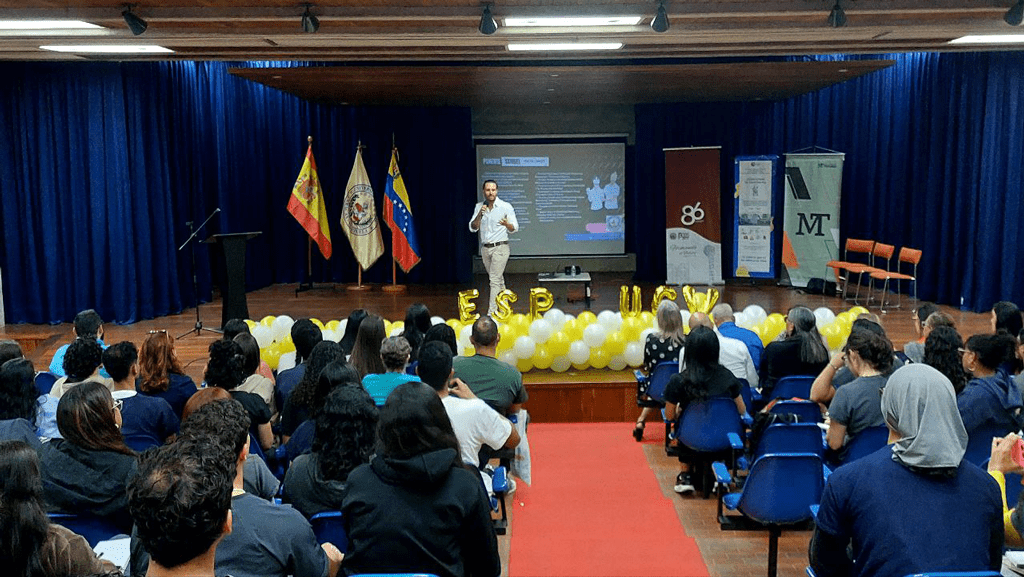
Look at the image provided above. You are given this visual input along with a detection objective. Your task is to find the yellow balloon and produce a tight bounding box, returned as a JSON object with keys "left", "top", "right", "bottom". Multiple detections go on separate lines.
{"left": 260, "top": 315, "right": 276, "bottom": 327}
{"left": 383, "top": 321, "right": 393, "bottom": 335}
{"left": 281, "top": 335, "right": 296, "bottom": 352}
{"left": 577, "top": 311, "right": 598, "bottom": 326}
{"left": 510, "top": 313, "right": 531, "bottom": 334}
{"left": 650, "top": 285, "right": 677, "bottom": 315}
{"left": 835, "top": 312, "right": 854, "bottom": 332}
{"left": 821, "top": 323, "right": 844, "bottom": 350}
{"left": 532, "top": 345, "right": 554, "bottom": 370}
{"left": 310, "top": 318, "right": 325, "bottom": 329}
{"left": 590, "top": 346, "right": 611, "bottom": 369}
{"left": 849, "top": 306, "right": 869, "bottom": 317}
{"left": 458, "top": 289, "right": 481, "bottom": 324}
{"left": 493, "top": 289, "right": 517, "bottom": 323}
{"left": 571, "top": 360, "right": 590, "bottom": 371}
{"left": 446, "top": 318, "right": 461, "bottom": 330}
{"left": 619, "top": 285, "right": 642, "bottom": 318}
{"left": 562, "top": 318, "right": 583, "bottom": 341}
{"left": 244, "top": 319, "right": 257, "bottom": 329}
{"left": 516, "top": 357, "right": 534, "bottom": 373}
{"left": 497, "top": 324, "right": 515, "bottom": 351}
{"left": 529, "top": 287, "right": 554, "bottom": 320}
{"left": 620, "top": 317, "right": 644, "bottom": 341}
{"left": 681, "top": 285, "right": 720, "bottom": 313}
{"left": 639, "top": 311, "right": 656, "bottom": 328}
{"left": 391, "top": 321, "right": 405, "bottom": 333}
{"left": 604, "top": 331, "right": 627, "bottom": 355}
{"left": 547, "top": 331, "right": 572, "bottom": 356}
{"left": 462, "top": 345, "right": 475, "bottom": 357}
{"left": 261, "top": 343, "right": 284, "bottom": 371}
{"left": 326, "top": 320, "right": 340, "bottom": 331}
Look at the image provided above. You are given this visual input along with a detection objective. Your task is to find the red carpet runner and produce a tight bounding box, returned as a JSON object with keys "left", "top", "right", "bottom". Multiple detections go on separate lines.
{"left": 508, "top": 422, "right": 710, "bottom": 577}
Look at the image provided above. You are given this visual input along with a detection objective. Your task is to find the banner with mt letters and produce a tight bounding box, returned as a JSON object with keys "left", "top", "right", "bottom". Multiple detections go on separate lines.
{"left": 781, "top": 153, "right": 844, "bottom": 287}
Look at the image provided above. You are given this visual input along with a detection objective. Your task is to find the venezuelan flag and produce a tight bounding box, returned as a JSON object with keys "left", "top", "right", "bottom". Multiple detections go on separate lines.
{"left": 383, "top": 148, "right": 421, "bottom": 273}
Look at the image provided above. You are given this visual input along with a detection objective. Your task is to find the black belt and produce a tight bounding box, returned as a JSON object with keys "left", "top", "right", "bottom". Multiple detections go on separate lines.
{"left": 483, "top": 241, "right": 508, "bottom": 248}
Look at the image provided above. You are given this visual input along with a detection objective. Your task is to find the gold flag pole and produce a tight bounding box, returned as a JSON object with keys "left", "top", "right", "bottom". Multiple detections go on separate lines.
{"left": 383, "top": 138, "right": 406, "bottom": 293}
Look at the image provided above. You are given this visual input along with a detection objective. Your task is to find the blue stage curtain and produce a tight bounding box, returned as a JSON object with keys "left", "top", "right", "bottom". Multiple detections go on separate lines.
{"left": 634, "top": 52, "right": 1024, "bottom": 311}
{"left": 0, "top": 61, "right": 475, "bottom": 324}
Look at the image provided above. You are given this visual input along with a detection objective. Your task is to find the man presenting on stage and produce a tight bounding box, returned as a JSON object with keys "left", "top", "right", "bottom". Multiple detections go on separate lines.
{"left": 470, "top": 180, "right": 518, "bottom": 315}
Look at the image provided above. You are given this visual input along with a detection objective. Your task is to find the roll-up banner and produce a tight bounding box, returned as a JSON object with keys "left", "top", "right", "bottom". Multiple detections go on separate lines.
{"left": 781, "top": 153, "right": 844, "bottom": 287}
{"left": 664, "top": 146, "right": 723, "bottom": 285}
{"left": 732, "top": 155, "right": 779, "bottom": 279}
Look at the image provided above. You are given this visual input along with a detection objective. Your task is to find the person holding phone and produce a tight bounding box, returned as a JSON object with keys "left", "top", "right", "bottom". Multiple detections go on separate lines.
{"left": 469, "top": 180, "right": 518, "bottom": 316}
{"left": 987, "top": 432, "right": 1024, "bottom": 546}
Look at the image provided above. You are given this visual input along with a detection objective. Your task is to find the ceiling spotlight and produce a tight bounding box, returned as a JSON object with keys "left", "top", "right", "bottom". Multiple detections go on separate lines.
{"left": 301, "top": 4, "right": 320, "bottom": 33}
{"left": 121, "top": 5, "right": 147, "bottom": 36}
{"left": 651, "top": 1, "right": 669, "bottom": 33}
{"left": 479, "top": 5, "right": 498, "bottom": 35}
{"left": 1007, "top": 0, "right": 1024, "bottom": 26}
{"left": 827, "top": 0, "right": 847, "bottom": 27}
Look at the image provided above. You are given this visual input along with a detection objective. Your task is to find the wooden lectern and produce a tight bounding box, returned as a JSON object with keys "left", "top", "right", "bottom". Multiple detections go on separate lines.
{"left": 204, "top": 232, "right": 260, "bottom": 328}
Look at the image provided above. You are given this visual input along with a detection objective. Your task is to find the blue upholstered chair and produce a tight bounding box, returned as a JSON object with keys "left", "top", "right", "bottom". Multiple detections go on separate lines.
{"left": 768, "top": 375, "right": 816, "bottom": 401}
{"left": 769, "top": 399, "right": 824, "bottom": 423}
{"left": 48, "top": 512, "right": 122, "bottom": 547}
{"left": 309, "top": 511, "right": 348, "bottom": 552}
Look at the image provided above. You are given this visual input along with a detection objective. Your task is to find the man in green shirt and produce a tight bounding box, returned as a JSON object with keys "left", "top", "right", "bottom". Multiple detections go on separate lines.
{"left": 452, "top": 316, "right": 528, "bottom": 417}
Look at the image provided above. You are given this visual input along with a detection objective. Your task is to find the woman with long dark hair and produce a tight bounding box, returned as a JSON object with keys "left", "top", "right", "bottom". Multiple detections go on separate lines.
{"left": 400, "top": 303, "right": 433, "bottom": 362}
{"left": 0, "top": 440, "right": 116, "bottom": 577}
{"left": 283, "top": 386, "right": 377, "bottom": 518}
{"left": 137, "top": 330, "right": 197, "bottom": 417}
{"left": 282, "top": 361, "right": 362, "bottom": 459}
{"left": 759, "top": 305, "right": 830, "bottom": 398}
{"left": 279, "top": 341, "right": 348, "bottom": 441}
{"left": 349, "top": 314, "right": 387, "bottom": 380}
{"left": 825, "top": 330, "right": 894, "bottom": 456}
{"left": 234, "top": 332, "right": 276, "bottom": 414}
{"left": 342, "top": 382, "right": 499, "bottom": 577}
{"left": 0, "top": 358, "right": 43, "bottom": 448}
{"left": 924, "top": 326, "right": 969, "bottom": 395}
{"left": 205, "top": 339, "right": 273, "bottom": 451}
{"left": 339, "top": 309, "right": 368, "bottom": 357}
{"left": 38, "top": 382, "right": 137, "bottom": 533}
{"left": 663, "top": 326, "right": 745, "bottom": 494}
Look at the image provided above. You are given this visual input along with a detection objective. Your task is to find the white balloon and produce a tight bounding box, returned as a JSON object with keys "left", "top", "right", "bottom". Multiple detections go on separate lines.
{"left": 543, "top": 308, "right": 566, "bottom": 331}
{"left": 338, "top": 319, "right": 348, "bottom": 335}
{"left": 564, "top": 314, "right": 576, "bottom": 322}
{"left": 550, "top": 355, "right": 571, "bottom": 373}
{"left": 743, "top": 305, "right": 767, "bottom": 322}
{"left": 568, "top": 341, "right": 591, "bottom": 365}
{"left": 597, "top": 310, "right": 622, "bottom": 331}
{"left": 390, "top": 327, "right": 404, "bottom": 337}
{"left": 513, "top": 335, "right": 536, "bottom": 359}
{"left": 679, "top": 309, "right": 691, "bottom": 327}
{"left": 733, "top": 311, "right": 748, "bottom": 328}
{"left": 624, "top": 342, "right": 645, "bottom": 367}
{"left": 460, "top": 325, "right": 473, "bottom": 343}
{"left": 431, "top": 316, "right": 445, "bottom": 326}
{"left": 277, "top": 351, "right": 297, "bottom": 372}
{"left": 814, "top": 307, "right": 836, "bottom": 330}
{"left": 251, "top": 325, "right": 274, "bottom": 349}
{"left": 639, "top": 328, "right": 655, "bottom": 344}
{"left": 608, "top": 355, "right": 628, "bottom": 371}
{"left": 499, "top": 351, "right": 518, "bottom": 366}
{"left": 528, "top": 319, "right": 554, "bottom": 344}
{"left": 325, "top": 329, "right": 342, "bottom": 343}
{"left": 582, "top": 323, "right": 608, "bottom": 348}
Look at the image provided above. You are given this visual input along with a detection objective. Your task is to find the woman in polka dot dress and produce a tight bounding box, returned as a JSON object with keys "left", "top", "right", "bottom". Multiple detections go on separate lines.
{"left": 634, "top": 300, "right": 686, "bottom": 441}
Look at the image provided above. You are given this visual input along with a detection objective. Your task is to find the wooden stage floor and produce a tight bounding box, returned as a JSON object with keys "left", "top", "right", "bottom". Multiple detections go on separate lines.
{"left": 3, "top": 273, "right": 991, "bottom": 423}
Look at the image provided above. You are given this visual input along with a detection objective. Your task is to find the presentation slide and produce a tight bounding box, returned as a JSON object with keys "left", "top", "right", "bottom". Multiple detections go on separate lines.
{"left": 475, "top": 140, "right": 626, "bottom": 256}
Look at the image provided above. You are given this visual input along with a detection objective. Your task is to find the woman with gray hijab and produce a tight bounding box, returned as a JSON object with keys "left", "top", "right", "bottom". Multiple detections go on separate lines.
{"left": 809, "top": 364, "right": 1003, "bottom": 577}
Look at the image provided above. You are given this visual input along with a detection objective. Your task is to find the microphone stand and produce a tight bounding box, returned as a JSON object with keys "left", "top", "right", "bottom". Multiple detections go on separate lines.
{"left": 177, "top": 208, "right": 222, "bottom": 339}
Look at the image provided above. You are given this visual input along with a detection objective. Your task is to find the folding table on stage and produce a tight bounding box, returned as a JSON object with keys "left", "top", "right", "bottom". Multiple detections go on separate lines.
{"left": 537, "top": 272, "right": 592, "bottom": 309}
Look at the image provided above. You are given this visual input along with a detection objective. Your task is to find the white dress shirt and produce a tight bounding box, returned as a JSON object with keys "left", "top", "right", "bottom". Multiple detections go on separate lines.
{"left": 469, "top": 197, "right": 519, "bottom": 245}
{"left": 678, "top": 329, "right": 759, "bottom": 388}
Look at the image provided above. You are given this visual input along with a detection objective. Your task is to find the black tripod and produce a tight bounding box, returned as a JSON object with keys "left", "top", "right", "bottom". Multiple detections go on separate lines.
{"left": 177, "top": 208, "right": 222, "bottom": 339}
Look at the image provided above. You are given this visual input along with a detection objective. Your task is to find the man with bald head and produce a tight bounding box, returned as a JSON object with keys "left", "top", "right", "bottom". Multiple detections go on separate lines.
{"left": 687, "top": 312, "right": 758, "bottom": 387}
{"left": 711, "top": 303, "right": 764, "bottom": 370}
{"left": 452, "top": 315, "right": 528, "bottom": 416}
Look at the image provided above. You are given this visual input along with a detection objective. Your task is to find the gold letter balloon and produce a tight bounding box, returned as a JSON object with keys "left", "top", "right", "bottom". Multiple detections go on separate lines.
{"left": 492, "top": 289, "right": 517, "bottom": 323}
{"left": 529, "top": 287, "right": 554, "bottom": 319}
{"left": 619, "top": 285, "right": 643, "bottom": 318}
{"left": 457, "top": 289, "right": 480, "bottom": 324}
{"left": 650, "top": 285, "right": 678, "bottom": 314}
{"left": 681, "top": 285, "right": 720, "bottom": 313}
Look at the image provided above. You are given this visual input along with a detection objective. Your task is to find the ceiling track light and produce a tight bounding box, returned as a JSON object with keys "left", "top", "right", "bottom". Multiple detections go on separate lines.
{"left": 301, "top": 4, "right": 320, "bottom": 34}
{"left": 651, "top": 1, "right": 669, "bottom": 33}
{"left": 121, "top": 4, "right": 147, "bottom": 36}
{"left": 479, "top": 5, "right": 498, "bottom": 35}
{"left": 827, "top": 0, "right": 847, "bottom": 28}
{"left": 1007, "top": 0, "right": 1024, "bottom": 26}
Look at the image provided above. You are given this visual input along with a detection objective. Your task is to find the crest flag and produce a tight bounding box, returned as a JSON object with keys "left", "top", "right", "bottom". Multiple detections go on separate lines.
{"left": 341, "top": 147, "right": 384, "bottom": 270}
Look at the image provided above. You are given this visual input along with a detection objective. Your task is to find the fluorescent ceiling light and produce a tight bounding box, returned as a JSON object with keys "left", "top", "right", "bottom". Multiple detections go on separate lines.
{"left": 503, "top": 17, "right": 641, "bottom": 27}
{"left": 0, "top": 20, "right": 101, "bottom": 30}
{"left": 949, "top": 34, "right": 1024, "bottom": 44}
{"left": 40, "top": 45, "right": 173, "bottom": 53}
{"left": 508, "top": 42, "right": 623, "bottom": 51}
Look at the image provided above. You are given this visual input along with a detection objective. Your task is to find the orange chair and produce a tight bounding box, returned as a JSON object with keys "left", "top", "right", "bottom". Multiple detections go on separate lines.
{"left": 869, "top": 247, "right": 922, "bottom": 312}
{"left": 858, "top": 242, "right": 895, "bottom": 305}
{"left": 825, "top": 239, "right": 875, "bottom": 300}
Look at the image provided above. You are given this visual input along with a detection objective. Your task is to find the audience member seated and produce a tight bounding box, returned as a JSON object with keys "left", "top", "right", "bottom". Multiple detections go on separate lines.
{"left": 182, "top": 387, "right": 279, "bottom": 501}
{"left": 424, "top": 323, "right": 458, "bottom": 356}
{"left": 712, "top": 303, "right": 765, "bottom": 370}
{"left": 0, "top": 440, "right": 116, "bottom": 577}
{"left": 992, "top": 301, "right": 1024, "bottom": 374}
{"left": 0, "top": 358, "right": 43, "bottom": 449}
{"left": 420, "top": 341, "right": 519, "bottom": 482}
{"left": 49, "top": 337, "right": 111, "bottom": 399}
{"left": 924, "top": 326, "right": 969, "bottom": 395}
{"left": 401, "top": 302, "right": 433, "bottom": 363}
{"left": 39, "top": 382, "right": 137, "bottom": 534}
{"left": 634, "top": 300, "right": 686, "bottom": 441}
{"left": 958, "top": 333, "right": 1024, "bottom": 441}
{"left": 664, "top": 326, "right": 745, "bottom": 494}
{"left": 127, "top": 436, "right": 234, "bottom": 577}
{"left": 223, "top": 318, "right": 276, "bottom": 383}
{"left": 179, "top": 399, "right": 342, "bottom": 577}
{"left": 0, "top": 339, "right": 23, "bottom": 365}
{"left": 205, "top": 339, "right": 273, "bottom": 451}
{"left": 825, "top": 330, "right": 894, "bottom": 460}
{"left": 103, "top": 341, "right": 179, "bottom": 452}
{"left": 363, "top": 336, "right": 420, "bottom": 406}
{"left": 758, "top": 306, "right": 830, "bottom": 398}
{"left": 809, "top": 364, "right": 1002, "bottom": 576}
{"left": 234, "top": 332, "right": 277, "bottom": 414}
{"left": 283, "top": 386, "right": 377, "bottom": 519}
{"left": 48, "top": 309, "right": 109, "bottom": 379}
{"left": 349, "top": 314, "right": 386, "bottom": 381}
{"left": 690, "top": 312, "right": 758, "bottom": 389}
{"left": 282, "top": 361, "right": 361, "bottom": 461}
{"left": 279, "top": 340, "right": 347, "bottom": 442}
{"left": 811, "top": 318, "right": 906, "bottom": 407}
{"left": 905, "top": 310, "right": 955, "bottom": 364}
{"left": 342, "top": 382, "right": 500, "bottom": 577}
{"left": 452, "top": 315, "right": 528, "bottom": 417}
{"left": 985, "top": 432, "right": 1024, "bottom": 546}
{"left": 903, "top": 302, "right": 940, "bottom": 364}
{"left": 338, "top": 308, "right": 368, "bottom": 358}
{"left": 273, "top": 318, "right": 323, "bottom": 414}
{"left": 136, "top": 330, "right": 198, "bottom": 418}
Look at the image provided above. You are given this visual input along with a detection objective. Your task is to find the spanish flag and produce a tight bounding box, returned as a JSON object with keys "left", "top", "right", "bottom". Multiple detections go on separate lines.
{"left": 287, "top": 141, "right": 332, "bottom": 259}
{"left": 341, "top": 147, "right": 384, "bottom": 270}
{"left": 383, "top": 148, "right": 421, "bottom": 273}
